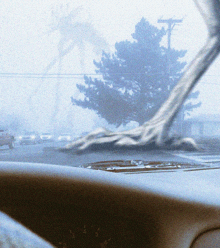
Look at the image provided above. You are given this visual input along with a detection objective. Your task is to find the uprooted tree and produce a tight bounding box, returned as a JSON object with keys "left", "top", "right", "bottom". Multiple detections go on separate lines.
{"left": 63, "top": 0, "right": 220, "bottom": 152}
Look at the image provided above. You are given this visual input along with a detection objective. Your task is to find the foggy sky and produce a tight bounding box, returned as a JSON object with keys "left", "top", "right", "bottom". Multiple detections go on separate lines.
{"left": 0, "top": 0, "right": 218, "bottom": 134}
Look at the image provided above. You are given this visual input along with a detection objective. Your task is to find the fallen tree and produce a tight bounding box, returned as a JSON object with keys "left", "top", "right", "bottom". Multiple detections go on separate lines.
{"left": 64, "top": 0, "right": 220, "bottom": 152}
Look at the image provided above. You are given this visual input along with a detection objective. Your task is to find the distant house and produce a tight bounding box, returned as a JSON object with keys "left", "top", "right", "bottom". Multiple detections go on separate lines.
{"left": 184, "top": 115, "right": 220, "bottom": 138}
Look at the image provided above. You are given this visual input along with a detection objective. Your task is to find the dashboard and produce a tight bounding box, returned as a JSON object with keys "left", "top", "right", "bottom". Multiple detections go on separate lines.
{"left": 0, "top": 161, "right": 220, "bottom": 247}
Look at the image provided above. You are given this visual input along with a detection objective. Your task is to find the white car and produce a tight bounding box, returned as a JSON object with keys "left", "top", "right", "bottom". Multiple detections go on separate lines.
{"left": 0, "top": 130, "right": 15, "bottom": 149}
{"left": 19, "top": 132, "right": 41, "bottom": 145}
{"left": 57, "top": 134, "right": 72, "bottom": 142}
{"left": 40, "top": 133, "right": 54, "bottom": 142}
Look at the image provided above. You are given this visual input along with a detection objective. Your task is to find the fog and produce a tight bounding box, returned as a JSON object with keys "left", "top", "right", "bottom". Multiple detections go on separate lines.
{"left": 0, "top": 0, "right": 218, "bottom": 137}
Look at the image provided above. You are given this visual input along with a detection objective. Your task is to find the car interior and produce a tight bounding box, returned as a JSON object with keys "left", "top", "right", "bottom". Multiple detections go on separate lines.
{"left": 1, "top": 0, "right": 220, "bottom": 248}
{"left": 0, "top": 161, "right": 220, "bottom": 248}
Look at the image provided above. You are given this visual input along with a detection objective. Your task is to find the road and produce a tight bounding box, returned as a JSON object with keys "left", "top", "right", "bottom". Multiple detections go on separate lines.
{"left": 0, "top": 141, "right": 207, "bottom": 167}
{"left": 1, "top": 141, "right": 220, "bottom": 168}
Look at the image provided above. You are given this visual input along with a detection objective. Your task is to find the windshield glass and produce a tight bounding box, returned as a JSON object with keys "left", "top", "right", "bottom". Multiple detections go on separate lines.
{"left": 0, "top": 1, "right": 219, "bottom": 168}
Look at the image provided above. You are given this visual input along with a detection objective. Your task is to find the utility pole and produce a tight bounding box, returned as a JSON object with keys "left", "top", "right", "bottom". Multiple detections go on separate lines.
{"left": 157, "top": 18, "right": 183, "bottom": 47}
{"left": 157, "top": 18, "right": 182, "bottom": 73}
{"left": 158, "top": 18, "right": 183, "bottom": 135}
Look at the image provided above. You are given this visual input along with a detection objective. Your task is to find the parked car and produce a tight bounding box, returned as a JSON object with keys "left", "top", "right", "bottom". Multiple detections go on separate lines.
{"left": 18, "top": 132, "right": 41, "bottom": 145}
{"left": 40, "top": 133, "right": 54, "bottom": 142}
{"left": 0, "top": 130, "right": 15, "bottom": 149}
{"left": 57, "top": 133, "right": 72, "bottom": 142}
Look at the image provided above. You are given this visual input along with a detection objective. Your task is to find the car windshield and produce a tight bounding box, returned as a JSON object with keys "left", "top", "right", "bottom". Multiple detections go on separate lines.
{"left": 3, "top": 2, "right": 220, "bottom": 248}
{"left": 0, "top": 1, "right": 219, "bottom": 169}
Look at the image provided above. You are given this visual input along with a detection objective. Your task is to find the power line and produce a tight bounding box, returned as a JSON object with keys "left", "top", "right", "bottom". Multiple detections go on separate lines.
{"left": 1, "top": 72, "right": 220, "bottom": 76}
{"left": 0, "top": 73, "right": 100, "bottom": 78}
{"left": 0, "top": 72, "right": 170, "bottom": 79}
{"left": 1, "top": 73, "right": 220, "bottom": 85}
{"left": 0, "top": 73, "right": 98, "bottom": 75}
